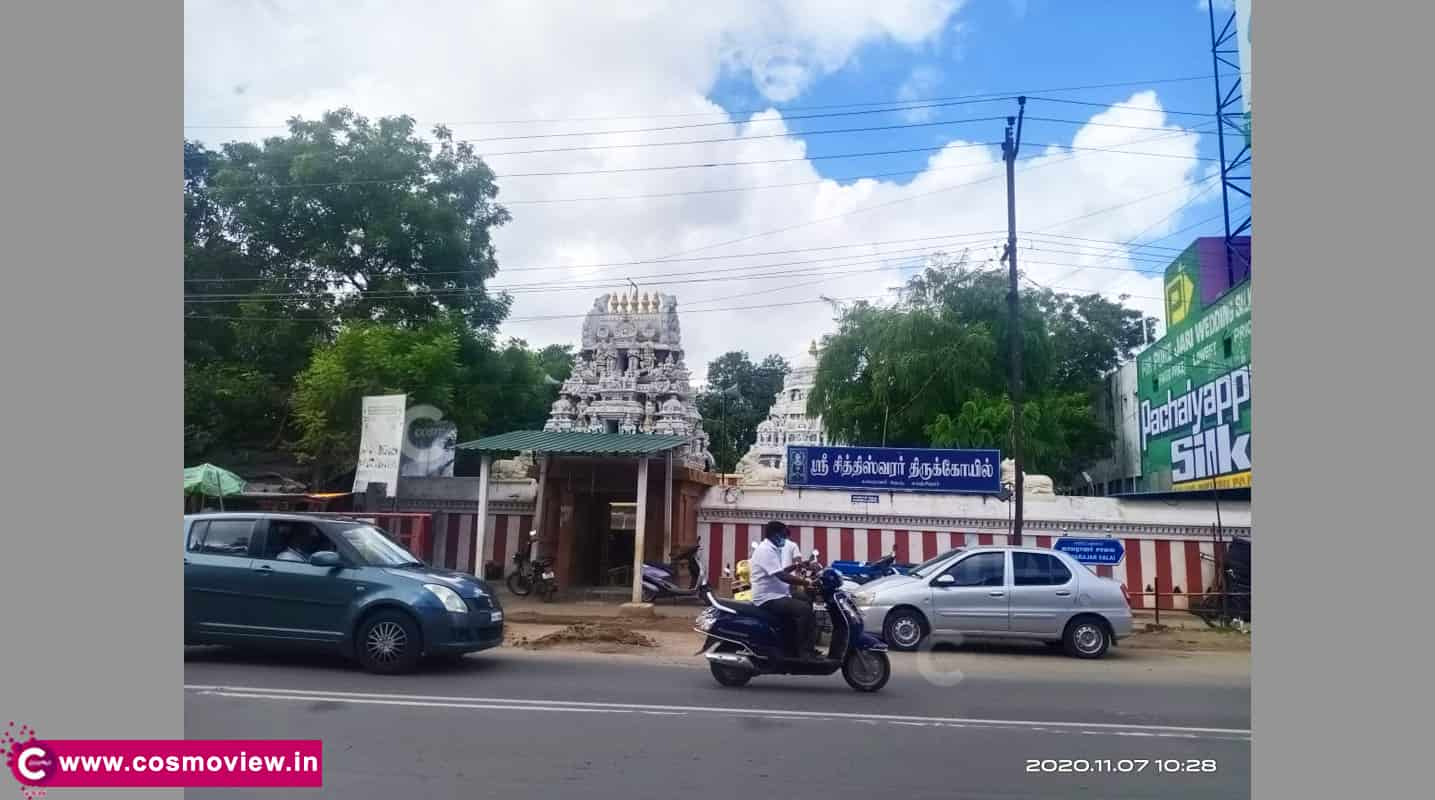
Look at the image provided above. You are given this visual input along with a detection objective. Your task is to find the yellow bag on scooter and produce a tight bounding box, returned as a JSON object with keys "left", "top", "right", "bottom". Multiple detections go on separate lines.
{"left": 733, "top": 559, "right": 752, "bottom": 601}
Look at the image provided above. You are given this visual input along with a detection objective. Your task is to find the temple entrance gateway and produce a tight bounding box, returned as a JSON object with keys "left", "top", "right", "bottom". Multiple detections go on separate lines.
{"left": 457, "top": 431, "right": 718, "bottom": 601}
{"left": 457, "top": 289, "right": 720, "bottom": 600}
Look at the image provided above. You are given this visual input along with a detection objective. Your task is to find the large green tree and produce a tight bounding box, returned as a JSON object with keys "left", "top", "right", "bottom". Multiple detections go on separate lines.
{"left": 696, "top": 352, "right": 790, "bottom": 473}
{"left": 183, "top": 108, "right": 567, "bottom": 477}
{"left": 290, "top": 316, "right": 572, "bottom": 484}
{"left": 810, "top": 255, "right": 1147, "bottom": 488}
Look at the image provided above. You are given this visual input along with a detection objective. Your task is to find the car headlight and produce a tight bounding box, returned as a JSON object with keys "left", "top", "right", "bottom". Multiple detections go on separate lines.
{"left": 424, "top": 583, "right": 468, "bottom": 614}
{"left": 852, "top": 591, "right": 876, "bottom": 607}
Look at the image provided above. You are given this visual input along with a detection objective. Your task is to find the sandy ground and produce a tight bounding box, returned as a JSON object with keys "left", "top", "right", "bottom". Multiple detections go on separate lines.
{"left": 501, "top": 618, "right": 1250, "bottom": 686}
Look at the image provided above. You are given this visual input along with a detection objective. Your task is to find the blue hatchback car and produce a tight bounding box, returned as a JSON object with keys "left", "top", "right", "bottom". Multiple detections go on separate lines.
{"left": 183, "top": 512, "right": 503, "bottom": 673}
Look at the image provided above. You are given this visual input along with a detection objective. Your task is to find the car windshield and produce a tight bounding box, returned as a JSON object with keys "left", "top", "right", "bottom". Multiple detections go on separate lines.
{"left": 910, "top": 547, "right": 965, "bottom": 578}
{"left": 338, "top": 525, "right": 422, "bottom": 567}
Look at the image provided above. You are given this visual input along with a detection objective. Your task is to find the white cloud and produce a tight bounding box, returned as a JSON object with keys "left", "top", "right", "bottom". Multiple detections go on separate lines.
{"left": 895, "top": 66, "right": 944, "bottom": 122}
{"left": 184, "top": 0, "right": 1207, "bottom": 382}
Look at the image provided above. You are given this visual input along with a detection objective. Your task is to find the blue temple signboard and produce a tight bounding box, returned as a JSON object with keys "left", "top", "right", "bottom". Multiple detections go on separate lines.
{"left": 785, "top": 445, "right": 1002, "bottom": 494}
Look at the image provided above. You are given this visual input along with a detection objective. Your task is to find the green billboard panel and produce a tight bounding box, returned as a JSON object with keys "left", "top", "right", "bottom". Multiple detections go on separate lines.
{"left": 1137, "top": 282, "right": 1252, "bottom": 491}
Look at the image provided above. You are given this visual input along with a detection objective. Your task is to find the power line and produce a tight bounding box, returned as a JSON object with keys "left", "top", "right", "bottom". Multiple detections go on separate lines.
{"left": 183, "top": 251, "right": 969, "bottom": 303}
{"left": 206, "top": 141, "right": 1000, "bottom": 186}
{"left": 1042, "top": 180, "right": 1226, "bottom": 287}
{"left": 1033, "top": 172, "right": 1220, "bottom": 236}
{"left": 182, "top": 74, "right": 1226, "bottom": 131}
{"left": 498, "top": 159, "right": 994, "bottom": 205}
{"left": 1027, "top": 96, "right": 1231, "bottom": 119}
{"left": 1026, "top": 143, "right": 1217, "bottom": 162}
{"left": 185, "top": 293, "right": 893, "bottom": 324}
{"left": 1018, "top": 231, "right": 1189, "bottom": 254}
{"left": 184, "top": 230, "right": 1009, "bottom": 283}
{"left": 466, "top": 115, "right": 1201, "bottom": 158}
{"left": 637, "top": 128, "right": 1189, "bottom": 264}
{"left": 193, "top": 123, "right": 1206, "bottom": 190}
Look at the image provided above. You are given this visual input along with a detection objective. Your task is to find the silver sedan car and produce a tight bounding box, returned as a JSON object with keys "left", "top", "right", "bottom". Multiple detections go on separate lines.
{"left": 850, "top": 545, "right": 1133, "bottom": 658}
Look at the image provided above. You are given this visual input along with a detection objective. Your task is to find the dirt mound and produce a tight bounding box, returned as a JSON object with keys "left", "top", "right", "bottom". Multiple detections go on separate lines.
{"left": 513, "top": 622, "right": 658, "bottom": 651}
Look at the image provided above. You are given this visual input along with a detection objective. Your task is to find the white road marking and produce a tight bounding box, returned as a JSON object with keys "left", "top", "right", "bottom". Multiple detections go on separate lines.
{"left": 183, "top": 684, "right": 1250, "bottom": 741}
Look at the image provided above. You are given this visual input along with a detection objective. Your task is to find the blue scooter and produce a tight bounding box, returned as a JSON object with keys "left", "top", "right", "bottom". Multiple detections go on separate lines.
{"left": 693, "top": 555, "right": 892, "bottom": 692}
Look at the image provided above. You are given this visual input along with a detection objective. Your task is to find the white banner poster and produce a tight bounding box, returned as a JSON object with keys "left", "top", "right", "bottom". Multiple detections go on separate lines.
{"left": 353, "top": 394, "right": 407, "bottom": 496}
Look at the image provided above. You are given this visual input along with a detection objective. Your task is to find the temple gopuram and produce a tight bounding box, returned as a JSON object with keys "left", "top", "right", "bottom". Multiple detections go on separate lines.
{"left": 543, "top": 289, "right": 715, "bottom": 471}
{"left": 737, "top": 340, "right": 832, "bottom": 482}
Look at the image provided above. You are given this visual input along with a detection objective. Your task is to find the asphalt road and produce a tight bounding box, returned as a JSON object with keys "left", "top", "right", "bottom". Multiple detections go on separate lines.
{"left": 185, "top": 646, "right": 1250, "bottom": 799}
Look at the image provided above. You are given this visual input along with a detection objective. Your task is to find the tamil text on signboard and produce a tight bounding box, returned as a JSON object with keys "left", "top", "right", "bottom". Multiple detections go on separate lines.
{"left": 1053, "top": 537, "right": 1126, "bottom": 566}
{"left": 786, "top": 445, "right": 1001, "bottom": 494}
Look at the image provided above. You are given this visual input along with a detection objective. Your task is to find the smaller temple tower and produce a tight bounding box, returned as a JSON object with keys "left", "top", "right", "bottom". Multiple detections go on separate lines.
{"left": 739, "top": 340, "right": 832, "bottom": 475}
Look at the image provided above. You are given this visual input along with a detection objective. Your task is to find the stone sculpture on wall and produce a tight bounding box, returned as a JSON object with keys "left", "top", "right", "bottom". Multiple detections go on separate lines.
{"left": 1000, "top": 458, "right": 1056, "bottom": 495}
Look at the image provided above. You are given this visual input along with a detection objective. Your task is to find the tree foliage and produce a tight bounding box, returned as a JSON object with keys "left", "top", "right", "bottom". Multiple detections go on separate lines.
{"left": 809, "top": 253, "right": 1147, "bottom": 487}
{"left": 696, "top": 352, "right": 790, "bottom": 473}
{"left": 183, "top": 109, "right": 568, "bottom": 482}
{"left": 290, "top": 316, "right": 574, "bottom": 483}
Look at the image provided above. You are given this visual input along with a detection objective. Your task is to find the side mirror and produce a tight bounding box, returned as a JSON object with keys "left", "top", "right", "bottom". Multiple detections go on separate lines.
{"left": 810, "top": 550, "right": 820, "bottom": 562}
{"left": 933, "top": 573, "right": 956, "bottom": 587}
{"left": 310, "top": 551, "right": 342, "bottom": 568}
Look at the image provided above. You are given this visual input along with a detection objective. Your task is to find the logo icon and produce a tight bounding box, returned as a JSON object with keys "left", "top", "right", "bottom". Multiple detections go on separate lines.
{"left": 4, "top": 723, "right": 51, "bottom": 799}
{"left": 1165, "top": 272, "right": 1195, "bottom": 327}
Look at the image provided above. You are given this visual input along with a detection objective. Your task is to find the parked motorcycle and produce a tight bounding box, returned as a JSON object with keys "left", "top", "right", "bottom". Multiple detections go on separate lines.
{"left": 640, "top": 543, "right": 703, "bottom": 604}
{"left": 830, "top": 552, "right": 911, "bottom": 585}
{"left": 1191, "top": 535, "right": 1251, "bottom": 626}
{"left": 507, "top": 531, "right": 557, "bottom": 602}
{"left": 694, "top": 552, "right": 891, "bottom": 692}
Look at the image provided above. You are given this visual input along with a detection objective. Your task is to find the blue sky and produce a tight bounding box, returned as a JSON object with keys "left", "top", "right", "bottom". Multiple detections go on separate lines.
{"left": 184, "top": 0, "right": 1248, "bottom": 376}
{"left": 708, "top": 0, "right": 1243, "bottom": 243}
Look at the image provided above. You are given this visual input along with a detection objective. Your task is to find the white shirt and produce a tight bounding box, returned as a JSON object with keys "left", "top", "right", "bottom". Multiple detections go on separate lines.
{"left": 781, "top": 539, "right": 801, "bottom": 568}
{"left": 749, "top": 539, "right": 792, "bottom": 606}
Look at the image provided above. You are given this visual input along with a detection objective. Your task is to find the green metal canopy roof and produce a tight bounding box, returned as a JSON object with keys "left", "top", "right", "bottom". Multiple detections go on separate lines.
{"left": 456, "top": 430, "right": 690, "bottom": 455}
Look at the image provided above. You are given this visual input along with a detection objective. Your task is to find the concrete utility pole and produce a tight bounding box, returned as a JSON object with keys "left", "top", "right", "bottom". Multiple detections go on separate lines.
{"left": 1002, "top": 97, "right": 1027, "bottom": 545}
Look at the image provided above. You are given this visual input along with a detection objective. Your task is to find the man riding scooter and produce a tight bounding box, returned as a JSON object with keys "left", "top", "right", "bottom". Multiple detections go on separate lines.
{"left": 748, "top": 520, "right": 821, "bottom": 661}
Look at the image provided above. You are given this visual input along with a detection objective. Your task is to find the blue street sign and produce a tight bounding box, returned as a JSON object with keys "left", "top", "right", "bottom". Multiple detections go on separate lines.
{"left": 1053, "top": 537, "right": 1125, "bottom": 566}
{"left": 850, "top": 494, "right": 880, "bottom": 504}
{"left": 786, "top": 445, "right": 1002, "bottom": 494}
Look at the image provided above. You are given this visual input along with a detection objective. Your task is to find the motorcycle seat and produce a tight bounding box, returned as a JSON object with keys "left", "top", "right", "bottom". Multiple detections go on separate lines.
{"left": 717, "top": 599, "right": 776, "bottom": 623}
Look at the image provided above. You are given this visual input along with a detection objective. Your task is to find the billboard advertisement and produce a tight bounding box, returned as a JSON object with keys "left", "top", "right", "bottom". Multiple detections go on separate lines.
{"left": 1137, "top": 282, "right": 1251, "bottom": 491}
{"left": 785, "top": 445, "right": 1002, "bottom": 494}
{"left": 1164, "top": 237, "right": 1252, "bottom": 329}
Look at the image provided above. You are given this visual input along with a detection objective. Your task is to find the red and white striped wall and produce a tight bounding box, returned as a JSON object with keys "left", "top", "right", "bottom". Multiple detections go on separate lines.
{"left": 697, "top": 522, "right": 1221, "bottom": 610}
{"left": 427, "top": 512, "right": 533, "bottom": 576}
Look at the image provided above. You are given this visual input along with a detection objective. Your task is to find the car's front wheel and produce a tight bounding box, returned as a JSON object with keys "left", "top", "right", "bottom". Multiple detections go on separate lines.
{"left": 356, "top": 610, "right": 422, "bottom": 674}
{"left": 882, "top": 608, "right": 927, "bottom": 651}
